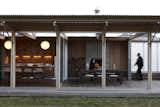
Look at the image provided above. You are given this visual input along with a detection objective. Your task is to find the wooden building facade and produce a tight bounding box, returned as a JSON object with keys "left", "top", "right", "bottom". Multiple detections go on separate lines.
{"left": 0, "top": 15, "right": 158, "bottom": 89}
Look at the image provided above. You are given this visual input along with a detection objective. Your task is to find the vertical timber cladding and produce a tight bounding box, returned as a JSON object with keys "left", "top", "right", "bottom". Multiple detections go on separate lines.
{"left": 68, "top": 38, "right": 86, "bottom": 78}
{"left": 109, "top": 40, "right": 128, "bottom": 78}
{"left": 0, "top": 40, "right": 2, "bottom": 80}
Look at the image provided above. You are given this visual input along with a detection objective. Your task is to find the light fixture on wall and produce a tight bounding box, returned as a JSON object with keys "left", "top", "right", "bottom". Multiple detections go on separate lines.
{"left": 4, "top": 40, "right": 12, "bottom": 50}
{"left": 40, "top": 41, "right": 50, "bottom": 50}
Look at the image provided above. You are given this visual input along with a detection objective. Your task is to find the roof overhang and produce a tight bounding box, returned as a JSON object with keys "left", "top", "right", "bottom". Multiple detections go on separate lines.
{"left": 0, "top": 15, "right": 160, "bottom": 32}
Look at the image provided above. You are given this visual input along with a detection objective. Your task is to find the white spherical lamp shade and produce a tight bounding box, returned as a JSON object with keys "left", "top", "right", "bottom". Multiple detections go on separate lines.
{"left": 40, "top": 41, "right": 50, "bottom": 50}
{"left": 4, "top": 40, "right": 12, "bottom": 50}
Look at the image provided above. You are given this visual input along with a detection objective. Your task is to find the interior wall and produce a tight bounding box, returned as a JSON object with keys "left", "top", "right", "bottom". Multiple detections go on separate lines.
{"left": 16, "top": 37, "right": 55, "bottom": 56}
{"left": 68, "top": 38, "right": 86, "bottom": 78}
{"left": 0, "top": 40, "right": 2, "bottom": 80}
{"left": 86, "top": 38, "right": 102, "bottom": 70}
{"left": 109, "top": 41, "right": 128, "bottom": 71}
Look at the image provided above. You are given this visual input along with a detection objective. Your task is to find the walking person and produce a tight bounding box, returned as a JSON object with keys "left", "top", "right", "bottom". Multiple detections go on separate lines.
{"left": 135, "top": 53, "right": 144, "bottom": 80}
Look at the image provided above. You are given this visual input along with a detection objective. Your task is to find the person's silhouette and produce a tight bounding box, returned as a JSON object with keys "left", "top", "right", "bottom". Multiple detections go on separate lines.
{"left": 135, "top": 53, "right": 144, "bottom": 80}
{"left": 89, "top": 57, "right": 96, "bottom": 70}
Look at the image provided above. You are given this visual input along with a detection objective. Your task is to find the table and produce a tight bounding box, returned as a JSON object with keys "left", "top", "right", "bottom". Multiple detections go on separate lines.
{"left": 82, "top": 69, "right": 123, "bottom": 84}
{"left": 16, "top": 65, "right": 54, "bottom": 79}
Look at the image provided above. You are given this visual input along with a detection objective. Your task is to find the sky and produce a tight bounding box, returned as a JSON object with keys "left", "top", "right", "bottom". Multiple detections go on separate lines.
{"left": 0, "top": 0, "right": 160, "bottom": 15}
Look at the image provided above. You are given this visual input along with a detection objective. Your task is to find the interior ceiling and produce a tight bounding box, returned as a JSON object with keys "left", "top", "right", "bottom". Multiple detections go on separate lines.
{"left": 0, "top": 15, "right": 160, "bottom": 32}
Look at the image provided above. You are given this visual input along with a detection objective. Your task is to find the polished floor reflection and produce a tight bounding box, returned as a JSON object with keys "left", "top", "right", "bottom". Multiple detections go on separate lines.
{"left": 62, "top": 80, "right": 160, "bottom": 89}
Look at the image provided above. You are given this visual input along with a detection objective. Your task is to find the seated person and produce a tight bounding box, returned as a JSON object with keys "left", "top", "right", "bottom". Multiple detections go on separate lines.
{"left": 88, "top": 58, "right": 102, "bottom": 80}
{"left": 94, "top": 62, "right": 102, "bottom": 71}
{"left": 89, "top": 57, "right": 102, "bottom": 70}
{"left": 92, "top": 62, "right": 102, "bottom": 80}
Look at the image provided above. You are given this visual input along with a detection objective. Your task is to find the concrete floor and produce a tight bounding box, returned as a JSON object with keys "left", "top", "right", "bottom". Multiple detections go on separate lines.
{"left": 0, "top": 80, "right": 160, "bottom": 97}
{"left": 62, "top": 79, "right": 148, "bottom": 88}
{"left": 63, "top": 80, "right": 160, "bottom": 89}
{"left": 0, "top": 85, "right": 158, "bottom": 97}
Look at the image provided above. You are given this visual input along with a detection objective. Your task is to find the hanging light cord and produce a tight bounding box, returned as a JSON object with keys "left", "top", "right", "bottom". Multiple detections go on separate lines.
{"left": 0, "top": 19, "right": 11, "bottom": 37}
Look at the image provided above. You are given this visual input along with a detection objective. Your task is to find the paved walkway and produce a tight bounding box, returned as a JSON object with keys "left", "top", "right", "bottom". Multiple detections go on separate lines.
{"left": 0, "top": 87, "right": 160, "bottom": 97}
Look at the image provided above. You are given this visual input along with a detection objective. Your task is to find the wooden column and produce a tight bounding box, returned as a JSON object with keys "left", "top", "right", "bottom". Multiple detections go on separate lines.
{"left": 102, "top": 34, "right": 106, "bottom": 88}
{"left": 128, "top": 41, "right": 132, "bottom": 80}
{"left": 64, "top": 39, "right": 68, "bottom": 80}
{"left": 56, "top": 32, "right": 61, "bottom": 88}
{"left": 106, "top": 41, "right": 110, "bottom": 70}
{"left": 62, "top": 39, "right": 65, "bottom": 81}
{"left": 10, "top": 32, "right": 16, "bottom": 88}
{"left": 147, "top": 32, "right": 152, "bottom": 90}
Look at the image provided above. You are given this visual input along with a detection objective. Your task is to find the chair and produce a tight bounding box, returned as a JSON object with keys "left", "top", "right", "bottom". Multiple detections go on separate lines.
{"left": 106, "top": 70, "right": 123, "bottom": 85}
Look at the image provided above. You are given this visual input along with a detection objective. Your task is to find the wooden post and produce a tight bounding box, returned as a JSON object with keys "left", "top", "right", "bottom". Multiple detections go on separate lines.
{"left": 128, "top": 41, "right": 132, "bottom": 80}
{"left": 147, "top": 32, "right": 152, "bottom": 90}
{"left": 64, "top": 39, "right": 68, "bottom": 80}
{"left": 102, "top": 34, "right": 106, "bottom": 88}
{"left": 106, "top": 41, "right": 110, "bottom": 73}
{"left": 56, "top": 31, "right": 61, "bottom": 88}
{"left": 10, "top": 31, "right": 16, "bottom": 88}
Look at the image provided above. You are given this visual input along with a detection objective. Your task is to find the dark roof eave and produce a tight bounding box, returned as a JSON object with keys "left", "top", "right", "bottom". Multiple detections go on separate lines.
{"left": 1, "top": 15, "right": 160, "bottom": 20}
{"left": 0, "top": 15, "right": 159, "bottom": 32}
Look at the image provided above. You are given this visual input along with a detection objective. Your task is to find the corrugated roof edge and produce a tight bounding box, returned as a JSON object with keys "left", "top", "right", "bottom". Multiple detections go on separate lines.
{"left": 0, "top": 14, "right": 160, "bottom": 17}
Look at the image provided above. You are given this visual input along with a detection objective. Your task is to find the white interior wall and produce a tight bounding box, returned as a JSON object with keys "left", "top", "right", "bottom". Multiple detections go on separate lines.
{"left": 131, "top": 42, "right": 160, "bottom": 72}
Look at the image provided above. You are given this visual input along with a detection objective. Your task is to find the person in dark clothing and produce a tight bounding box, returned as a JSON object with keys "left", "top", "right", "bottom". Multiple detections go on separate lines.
{"left": 135, "top": 53, "right": 144, "bottom": 80}
{"left": 89, "top": 57, "right": 96, "bottom": 70}
{"left": 89, "top": 57, "right": 98, "bottom": 80}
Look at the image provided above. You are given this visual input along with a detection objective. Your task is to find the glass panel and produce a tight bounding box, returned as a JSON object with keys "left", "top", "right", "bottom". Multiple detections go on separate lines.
{"left": 0, "top": 40, "right": 10, "bottom": 86}
{"left": 131, "top": 42, "right": 147, "bottom": 89}
{"left": 15, "top": 37, "right": 55, "bottom": 87}
{"left": 158, "top": 43, "right": 160, "bottom": 71}
{"left": 153, "top": 42, "right": 160, "bottom": 89}
{"left": 106, "top": 41, "right": 128, "bottom": 88}
{"left": 152, "top": 43, "right": 158, "bottom": 72}
{"left": 62, "top": 37, "right": 102, "bottom": 87}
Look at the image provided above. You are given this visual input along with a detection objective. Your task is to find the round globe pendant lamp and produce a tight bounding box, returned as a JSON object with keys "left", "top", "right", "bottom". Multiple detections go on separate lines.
{"left": 4, "top": 40, "right": 12, "bottom": 50}
{"left": 40, "top": 41, "right": 50, "bottom": 50}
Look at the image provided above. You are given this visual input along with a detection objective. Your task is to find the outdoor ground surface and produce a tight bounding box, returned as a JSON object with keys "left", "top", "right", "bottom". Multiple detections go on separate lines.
{"left": 0, "top": 97, "right": 160, "bottom": 107}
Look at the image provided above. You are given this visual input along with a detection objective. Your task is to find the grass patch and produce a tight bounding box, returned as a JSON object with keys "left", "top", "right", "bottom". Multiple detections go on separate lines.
{"left": 0, "top": 97, "right": 160, "bottom": 107}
